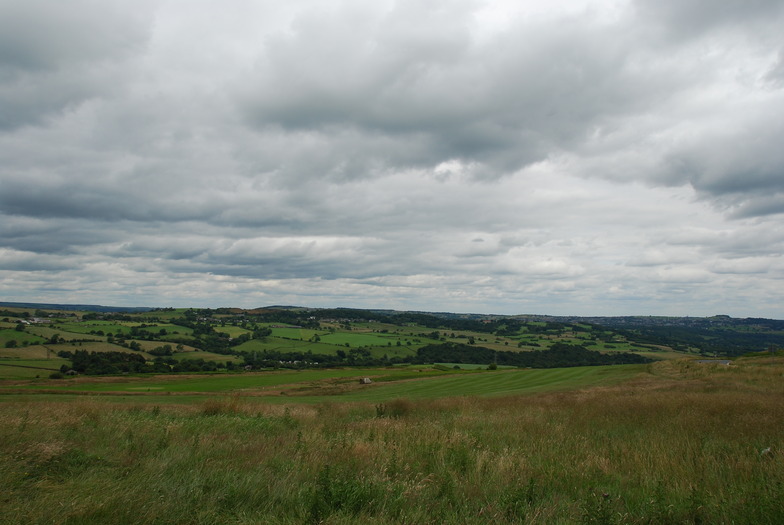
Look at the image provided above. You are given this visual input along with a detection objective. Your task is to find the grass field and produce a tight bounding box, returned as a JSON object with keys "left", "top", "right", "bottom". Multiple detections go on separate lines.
{"left": 0, "top": 345, "right": 55, "bottom": 360}
{"left": 2, "top": 365, "right": 643, "bottom": 403}
{"left": 0, "top": 328, "right": 46, "bottom": 347}
{"left": 0, "top": 357, "right": 781, "bottom": 523}
{"left": 213, "top": 326, "right": 252, "bottom": 338}
{"left": 0, "top": 358, "right": 69, "bottom": 379}
{"left": 235, "top": 337, "right": 345, "bottom": 355}
{"left": 2, "top": 367, "right": 460, "bottom": 395}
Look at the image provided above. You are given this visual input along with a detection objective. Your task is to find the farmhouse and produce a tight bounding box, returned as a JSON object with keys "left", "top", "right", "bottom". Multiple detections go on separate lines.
{"left": 20, "top": 317, "right": 53, "bottom": 324}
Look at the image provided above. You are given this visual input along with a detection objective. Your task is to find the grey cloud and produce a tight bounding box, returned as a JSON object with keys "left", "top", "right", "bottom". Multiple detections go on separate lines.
{"left": 0, "top": 214, "right": 125, "bottom": 254}
{"left": 239, "top": 5, "right": 648, "bottom": 180}
{"left": 633, "top": 0, "right": 784, "bottom": 40}
{"left": 0, "top": 0, "right": 149, "bottom": 72}
{"left": 0, "top": 0, "right": 151, "bottom": 130}
{"left": 0, "top": 249, "right": 73, "bottom": 272}
{"left": 764, "top": 50, "right": 784, "bottom": 87}
{"left": 2, "top": 1, "right": 784, "bottom": 317}
{"left": 666, "top": 112, "right": 784, "bottom": 216}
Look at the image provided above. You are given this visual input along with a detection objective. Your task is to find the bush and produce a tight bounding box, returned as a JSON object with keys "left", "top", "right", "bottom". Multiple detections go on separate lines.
{"left": 201, "top": 395, "right": 243, "bottom": 416}
{"left": 376, "top": 398, "right": 414, "bottom": 418}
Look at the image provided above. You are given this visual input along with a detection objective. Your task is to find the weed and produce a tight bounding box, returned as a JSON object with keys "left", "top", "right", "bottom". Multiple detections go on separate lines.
{"left": 306, "top": 464, "right": 382, "bottom": 523}
{"left": 379, "top": 398, "right": 413, "bottom": 418}
{"left": 200, "top": 394, "right": 243, "bottom": 415}
{"left": 501, "top": 477, "right": 540, "bottom": 521}
{"left": 581, "top": 490, "right": 616, "bottom": 525}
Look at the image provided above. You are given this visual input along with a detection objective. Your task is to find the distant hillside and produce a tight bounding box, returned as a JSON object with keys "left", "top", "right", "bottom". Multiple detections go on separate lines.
{"left": 543, "top": 315, "right": 784, "bottom": 356}
{"left": 3, "top": 301, "right": 781, "bottom": 357}
{"left": 0, "top": 302, "right": 152, "bottom": 313}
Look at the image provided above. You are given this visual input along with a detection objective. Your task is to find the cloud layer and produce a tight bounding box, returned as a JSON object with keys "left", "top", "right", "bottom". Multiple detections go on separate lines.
{"left": 1, "top": 0, "right": 783, "bottom": 316}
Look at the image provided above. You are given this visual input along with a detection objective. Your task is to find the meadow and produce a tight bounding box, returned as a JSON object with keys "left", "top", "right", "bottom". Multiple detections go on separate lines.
{"left": 1, "top": 357, "right": 782, "bottom": 524}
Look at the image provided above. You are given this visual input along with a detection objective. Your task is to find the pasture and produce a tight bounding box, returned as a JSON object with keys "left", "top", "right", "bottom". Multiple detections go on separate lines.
{"left": 0, "top": 328, "right": 46, "bottom": 347}
{"left": 0, "top": 365, "right": 643, "bottom": 403}
{"left": 0, "top": 358, "right": 68, "bottom": 379}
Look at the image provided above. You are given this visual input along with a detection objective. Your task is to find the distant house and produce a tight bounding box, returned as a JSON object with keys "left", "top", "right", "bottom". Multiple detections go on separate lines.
{"left": 359, "top": 377, "right": 372, "bottom": 385}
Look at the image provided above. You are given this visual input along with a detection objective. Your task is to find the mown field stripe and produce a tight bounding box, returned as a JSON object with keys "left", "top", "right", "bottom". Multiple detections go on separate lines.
{"left": 333, "top": 364, "right": 647, "bottom": 402}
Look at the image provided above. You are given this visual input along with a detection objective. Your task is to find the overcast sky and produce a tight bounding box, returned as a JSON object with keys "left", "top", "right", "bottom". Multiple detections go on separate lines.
{"left": 1, "top": 0, "right": 783, "bottom": 317}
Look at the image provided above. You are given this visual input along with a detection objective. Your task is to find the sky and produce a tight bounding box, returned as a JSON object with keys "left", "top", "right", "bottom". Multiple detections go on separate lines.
{"left": 1, "top": 0, "right": 783, "bottom": 317}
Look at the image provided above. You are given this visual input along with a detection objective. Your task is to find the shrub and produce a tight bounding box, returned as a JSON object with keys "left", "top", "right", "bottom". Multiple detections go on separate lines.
{"left": 377, "top": 398, "right": 414, "bottom": 418}
{"left": 201, "top": 395, "right": 243, "bottom": 416}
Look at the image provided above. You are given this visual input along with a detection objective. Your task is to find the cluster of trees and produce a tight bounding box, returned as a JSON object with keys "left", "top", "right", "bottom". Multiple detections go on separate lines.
{"left": 56, "top": 350, "right": 237, "bottom": 375}
{"left": 82, "top": 312, "right": 135, "bottom": 322}
{"left": 242, "top": 347, "right": 395, "bottom": 369}
{"left": 0, "top": 310, "right": 30, "bottom": 318}
{"left": 413, "top": 342, "right": 652, "bottom": 368}
{"left": 54, "top": 340, "right": 651, "bottom": 376}
{"left": 612, "top": 325, "right": 784, "bottom": 356}
{"left": 239, "top": 342, "right": 651, "bottom": 371}
{"left": 57, "top": 350, "right": 166, "bottom": 375}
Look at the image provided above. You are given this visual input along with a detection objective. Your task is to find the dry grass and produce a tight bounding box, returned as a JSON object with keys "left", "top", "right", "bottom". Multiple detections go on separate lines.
{"left": 0, "top": 357, "right": 782, "bottom": 523}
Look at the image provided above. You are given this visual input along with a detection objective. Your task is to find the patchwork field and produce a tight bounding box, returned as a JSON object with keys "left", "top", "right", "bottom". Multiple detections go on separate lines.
{"left": 3, "top": 305, "right": 712, "bottom": 383}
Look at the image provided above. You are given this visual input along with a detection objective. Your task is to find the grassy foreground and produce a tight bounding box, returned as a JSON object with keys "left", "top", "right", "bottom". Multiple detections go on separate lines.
{"left": 1, "top": 358, "right": 783, "bottom": 524}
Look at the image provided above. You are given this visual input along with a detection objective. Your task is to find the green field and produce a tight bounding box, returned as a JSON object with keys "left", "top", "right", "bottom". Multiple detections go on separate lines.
{"left": 0, "top": 328, "right": 46, "bottom": 346}
{"left": 326, "top": 365, "right": 644, "bottom": 402}
{"left": 213, "top": 325, "right": 252, "bottom": 338}
{"left": 0, "top": 358, "right": 69, "bottom": 379}
{"left": 235, "top": 337, "right": 342, "bottom": 355}
{"left": 0, "top": 364, "right": 646, "bottom": 407}
{"left": 3, "top": 367, "right": 455, "bottom": 395}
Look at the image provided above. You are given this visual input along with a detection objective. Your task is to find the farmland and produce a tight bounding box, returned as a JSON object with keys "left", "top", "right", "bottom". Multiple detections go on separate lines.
{"left": 0, "top": 305, "right": 695, "bottom": 380}
{"left": 1, "top": 304, "right": 783, "bottom": 523}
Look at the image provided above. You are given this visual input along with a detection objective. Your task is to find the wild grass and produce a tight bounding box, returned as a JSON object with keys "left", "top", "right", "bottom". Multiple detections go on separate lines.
{"left": 0, "top": 357, "right": 782, "bottom": 523}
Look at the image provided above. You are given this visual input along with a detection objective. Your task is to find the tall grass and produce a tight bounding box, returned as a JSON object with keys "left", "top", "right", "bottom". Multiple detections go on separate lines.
{"left": 1, "top": 357, "right": 782, "bottom": 523}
